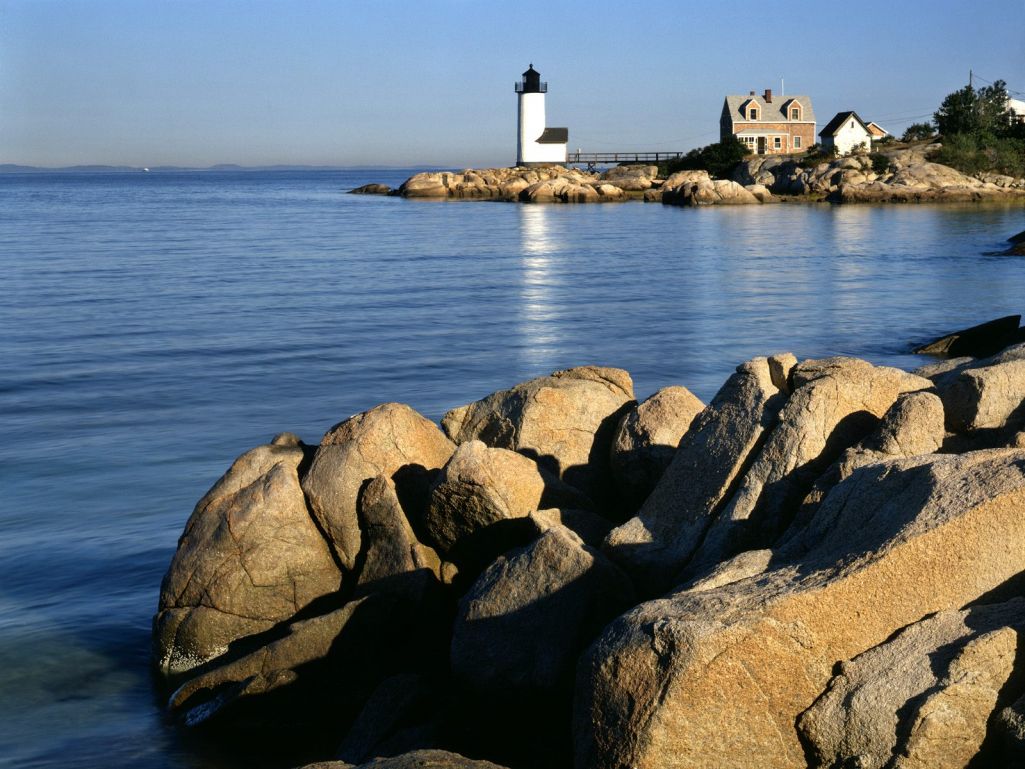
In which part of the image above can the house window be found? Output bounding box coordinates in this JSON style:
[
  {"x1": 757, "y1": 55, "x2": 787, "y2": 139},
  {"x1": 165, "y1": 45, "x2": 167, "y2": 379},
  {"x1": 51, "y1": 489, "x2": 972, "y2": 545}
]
[
  {"x1": 749, "y1": 107, "x2": 759, "y2": 120},
  {"x1": 790, "y1": 107, "x2": 800, "y2": 120},
  {"x1": 773, "y1": 136, "x2": 782, "y2": 150},
  {"x1": 850, "y1": 121, "x2": 855, "y2": 129},
  {"x1": 793, "y1": 135, "x2": 802, "y2": 149}
]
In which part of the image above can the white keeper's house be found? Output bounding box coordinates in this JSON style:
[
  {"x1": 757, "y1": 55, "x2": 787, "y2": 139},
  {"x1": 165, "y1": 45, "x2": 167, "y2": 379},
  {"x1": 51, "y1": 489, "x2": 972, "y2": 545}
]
[
  {"x1": 819, "y1": 111, "x2": 874, "y2": 156},
  {"x1": 515, "y1": 64, "x2": 568, "y2": 166}
]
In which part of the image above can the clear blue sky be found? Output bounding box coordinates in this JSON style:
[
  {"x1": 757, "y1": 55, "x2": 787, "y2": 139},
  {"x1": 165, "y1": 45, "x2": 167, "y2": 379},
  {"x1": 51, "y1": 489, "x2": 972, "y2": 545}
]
[{"x1": 2, "y1": 0, "x2": 1023, "y2": 168}]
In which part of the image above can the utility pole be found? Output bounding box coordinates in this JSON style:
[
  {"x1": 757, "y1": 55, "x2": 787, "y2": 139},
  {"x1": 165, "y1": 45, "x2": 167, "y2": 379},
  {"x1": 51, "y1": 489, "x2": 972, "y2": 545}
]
[{"x1": 970, "y1": 69, "x2": 973, "y2": 88}]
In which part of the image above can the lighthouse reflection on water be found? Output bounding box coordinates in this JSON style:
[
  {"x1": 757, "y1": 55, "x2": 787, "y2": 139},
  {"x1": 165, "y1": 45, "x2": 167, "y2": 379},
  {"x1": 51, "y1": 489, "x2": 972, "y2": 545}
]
[{"x1": 518, "y1": 204, "x2": 564, "y2": 370}]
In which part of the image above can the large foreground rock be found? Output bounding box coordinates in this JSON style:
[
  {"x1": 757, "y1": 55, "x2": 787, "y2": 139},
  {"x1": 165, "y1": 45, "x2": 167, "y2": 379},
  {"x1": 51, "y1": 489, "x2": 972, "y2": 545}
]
[
  {"x1": 154, "y1": 437, "x2": 342, "y2": 678},
  {"x1": 792, "y1": 390, "x2": 946, "y2": 522},
  {"x1": 335, "y1": 673, "x2": 448, "y2": 764},
  {"x1": 609, "y1": 386, "x2": 705, "y2": 511},
  {"x1": 604, "y1": 355, "x2": 792, "y2": 594},
  {"x1": 941, "y1": 356, "x2": 1025, "y2": 433},
  {"x1": 355, "y1": 476, "x2": 441, "y2": 595},
  {"x1": 441, "y1": 367, "x2": 634, "y2": 510},
  {"x1": 799, "y1": 598, "x2": 1025, "y2": 769},
  {"x1": 423, "y1": 440, "x2": 590, "y2": 555},
  {"x1": 169, "y1": 567, "x2": 445, "y2": 730},
  {"x1": 691, "y1": 357, "x2": 930, "y2": 570},
  {"x1": 451, "y1": 527, "x2": 632, "y2": 694},
  {"x1": 302, "y1": 403, "x2": 455, "y2": 570},
  {"x1": 577, "y1": 449, "x2": 1025, "y2": 769}
]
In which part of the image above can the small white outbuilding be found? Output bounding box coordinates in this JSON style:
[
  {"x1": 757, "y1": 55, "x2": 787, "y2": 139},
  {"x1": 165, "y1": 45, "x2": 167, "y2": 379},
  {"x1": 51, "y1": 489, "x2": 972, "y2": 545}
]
[
  {"x1": 1007, "y1": 97, "x2": 1025, "y2": 125},
  {"x1": 819, "y1": 111, "x2": 873, "y2": 156}
]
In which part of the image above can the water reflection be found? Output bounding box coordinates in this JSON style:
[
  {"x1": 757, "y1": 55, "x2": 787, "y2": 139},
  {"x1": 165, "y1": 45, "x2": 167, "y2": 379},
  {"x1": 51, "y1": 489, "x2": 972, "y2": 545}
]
[{"x1": 518, "y1": 206, "x2": 563, "y2": 369}]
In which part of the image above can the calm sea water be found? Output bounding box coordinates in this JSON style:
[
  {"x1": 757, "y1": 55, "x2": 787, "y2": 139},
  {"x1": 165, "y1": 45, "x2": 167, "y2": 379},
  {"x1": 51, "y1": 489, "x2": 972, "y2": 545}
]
[{"x1": 1, "y1": 169, "x2": 1023, "y2": 768}]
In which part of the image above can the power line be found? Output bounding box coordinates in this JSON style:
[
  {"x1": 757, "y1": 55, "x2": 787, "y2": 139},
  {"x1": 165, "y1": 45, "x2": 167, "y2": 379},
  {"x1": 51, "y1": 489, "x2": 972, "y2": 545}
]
[
  {"x1": 967, "y1": 72, "x2": 1025, "y2": 98},
  {"x1": 867, "y1": 110, "x2": 936, "y2": 123}
]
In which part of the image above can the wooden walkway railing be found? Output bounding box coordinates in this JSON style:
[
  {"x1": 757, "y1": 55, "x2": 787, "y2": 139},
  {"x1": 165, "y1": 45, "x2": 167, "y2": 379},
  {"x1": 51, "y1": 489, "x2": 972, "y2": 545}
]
[{"x1": 566, "y1": 151, "x2": 686, "y2": 164}]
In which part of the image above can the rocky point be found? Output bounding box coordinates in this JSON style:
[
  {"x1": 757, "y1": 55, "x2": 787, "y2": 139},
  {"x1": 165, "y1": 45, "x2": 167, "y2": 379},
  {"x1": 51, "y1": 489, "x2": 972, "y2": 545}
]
[{"x1": 155, "y1": 314, "x2": 1025, "y2": 769}]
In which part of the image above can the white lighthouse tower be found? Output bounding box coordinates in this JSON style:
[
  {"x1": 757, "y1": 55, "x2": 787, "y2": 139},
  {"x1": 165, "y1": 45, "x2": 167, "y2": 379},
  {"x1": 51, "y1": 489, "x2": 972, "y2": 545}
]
[{"x1": 515, "y1": 64, "x2": 568, "y2": 166}]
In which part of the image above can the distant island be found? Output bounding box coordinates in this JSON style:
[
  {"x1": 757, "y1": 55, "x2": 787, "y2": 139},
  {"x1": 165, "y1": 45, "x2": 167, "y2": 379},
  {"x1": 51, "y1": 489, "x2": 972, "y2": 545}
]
[{"x1": 0, "y1": 163, "x2": 447, "y2": 174}]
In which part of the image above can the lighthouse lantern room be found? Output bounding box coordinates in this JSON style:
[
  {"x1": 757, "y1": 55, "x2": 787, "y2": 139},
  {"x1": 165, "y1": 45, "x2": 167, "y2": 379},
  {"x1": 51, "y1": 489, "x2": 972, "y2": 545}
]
[{"x1": 515, "y1": 64, "x2": 569, "y2": 166}]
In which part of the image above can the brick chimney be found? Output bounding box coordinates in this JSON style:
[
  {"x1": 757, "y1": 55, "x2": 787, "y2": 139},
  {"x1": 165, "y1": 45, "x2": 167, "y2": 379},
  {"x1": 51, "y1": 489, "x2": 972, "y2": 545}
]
[
  {"x1": 749, "y1": 90, "x2": 756, "y2": 96},
  {"x1": 763, "y1": 88, "x2": 773, "y2": 103}
]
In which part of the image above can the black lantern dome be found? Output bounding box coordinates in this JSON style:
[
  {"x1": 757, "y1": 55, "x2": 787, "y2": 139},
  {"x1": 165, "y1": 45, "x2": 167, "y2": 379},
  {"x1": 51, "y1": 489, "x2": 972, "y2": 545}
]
[{"x1": 515, "y1": 64, "x2": 547, "y2": 94}]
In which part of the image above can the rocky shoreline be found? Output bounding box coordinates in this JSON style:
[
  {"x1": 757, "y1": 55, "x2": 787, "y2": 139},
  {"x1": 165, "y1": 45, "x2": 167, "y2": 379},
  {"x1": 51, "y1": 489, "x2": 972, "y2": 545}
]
[
  {"x1": 352, "y1": 142, "x2": 1025, "y2": 206},
  {"x1": 155, "y1": 313, "x2": 1025, "y2": 769}
]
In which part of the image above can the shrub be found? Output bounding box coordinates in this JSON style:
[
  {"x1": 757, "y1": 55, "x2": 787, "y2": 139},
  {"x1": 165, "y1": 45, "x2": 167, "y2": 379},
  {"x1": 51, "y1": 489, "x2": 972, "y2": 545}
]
[
  {"x1": 869, "y1": 153, "x2": 893, "y2": 174},
  {"x1": 796, "y1": 145, "x2": 830, "y2": 167},
  {"x1": 661, "y1": 137, "x2": 750, "y2": 179},
  {"x1": 901, "y1": 122, "x2": 936, "y2": 142},
  {"x1": 931, "y1": 133, "x2": 1025, "y2": 178}
]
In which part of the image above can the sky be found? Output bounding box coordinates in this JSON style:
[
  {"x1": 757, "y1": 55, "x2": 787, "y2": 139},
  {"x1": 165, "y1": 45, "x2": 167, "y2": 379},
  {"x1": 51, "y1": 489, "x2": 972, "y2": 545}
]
[{"x1": 2, "y1": 0, "x2": 1024, "y2": 168}]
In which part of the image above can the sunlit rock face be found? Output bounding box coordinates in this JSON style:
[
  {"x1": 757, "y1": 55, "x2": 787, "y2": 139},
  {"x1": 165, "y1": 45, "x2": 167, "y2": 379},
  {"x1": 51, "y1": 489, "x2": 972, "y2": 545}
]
[
  {"x1": 799, "y1": 598, "x2": 1025, "y2": 769},
  {"x1": 661, "y1": 171, "x2": 763, "y2": 206},
  {"x1": 441, "y1": 366, "x2": 635, "y2": 514},
  {"x1": 609, "y1": 385, "x2": 705, "y2": 513},
  {"x1": 577, "y1": 450, "x2": 1025, "y2": 769},
  {"x1": 604, "y1": 355, "x2": 792, "y2": 596},
  {"x1": 302, "y1": 402, "x2": 455, "y2": 570}
]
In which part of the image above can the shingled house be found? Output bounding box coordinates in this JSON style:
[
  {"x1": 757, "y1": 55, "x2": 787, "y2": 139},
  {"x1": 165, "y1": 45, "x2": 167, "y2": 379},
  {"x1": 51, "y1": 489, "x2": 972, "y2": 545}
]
[{"x1": 720, "y1": 88, "x2": 816, "y2": 155}]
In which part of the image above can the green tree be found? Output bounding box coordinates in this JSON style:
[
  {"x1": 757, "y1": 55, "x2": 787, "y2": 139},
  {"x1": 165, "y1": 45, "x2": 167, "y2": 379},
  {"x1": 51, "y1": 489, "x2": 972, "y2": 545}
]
[{"x1": 934, "y1": 80, "x2": 1013, "y2": 137}]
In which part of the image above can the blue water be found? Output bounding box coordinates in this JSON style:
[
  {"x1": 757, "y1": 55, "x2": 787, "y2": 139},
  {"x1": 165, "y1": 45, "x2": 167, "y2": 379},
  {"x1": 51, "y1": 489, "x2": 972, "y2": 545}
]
[{"x1": 0, "y1": 169, "x2": 1023, "y2": 768}]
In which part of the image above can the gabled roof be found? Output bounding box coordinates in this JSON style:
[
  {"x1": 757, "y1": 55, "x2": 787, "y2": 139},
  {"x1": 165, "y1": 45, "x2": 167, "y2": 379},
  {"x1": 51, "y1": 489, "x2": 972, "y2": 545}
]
[
  {"x1": 723, "y1": 93, "x2": 815, "y2": 124},
  {"x1": 536, "y1": 127, "x2": 568, "y2": 144},
  {"x1": 866, "y1": 122, "x2": 889, "y2": 137},
  {"x1": 819, "y1": 111, "x2": 870, "y2": 137},
  {"x1": 781, "y1": 98, "x2": 805, "y2": 115}
]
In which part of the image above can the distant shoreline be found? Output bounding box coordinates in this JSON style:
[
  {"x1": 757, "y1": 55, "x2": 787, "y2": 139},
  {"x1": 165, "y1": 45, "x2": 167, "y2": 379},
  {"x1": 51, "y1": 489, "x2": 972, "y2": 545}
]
[{"x1": 0, "y1": 163, "x2": 453, "y2": 174}]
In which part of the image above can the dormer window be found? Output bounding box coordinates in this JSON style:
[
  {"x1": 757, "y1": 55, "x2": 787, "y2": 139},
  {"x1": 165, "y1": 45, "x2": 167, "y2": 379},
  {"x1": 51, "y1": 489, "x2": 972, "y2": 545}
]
[
  {"x1": 790, "y1": 107, "x2": 800, "y2": 120},
  {"x1": 749, "y1": 107, "x2": 759, "y2": 120}
]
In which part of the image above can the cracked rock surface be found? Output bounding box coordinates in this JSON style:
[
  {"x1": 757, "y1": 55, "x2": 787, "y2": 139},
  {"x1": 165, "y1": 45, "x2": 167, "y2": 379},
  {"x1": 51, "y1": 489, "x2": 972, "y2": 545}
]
[
  {"x1": 303, "y1": 402, "x2": 455, "y2": 570},
  {"x1": 154, "y1": 437, "x2": 342, "y2": 678}
]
